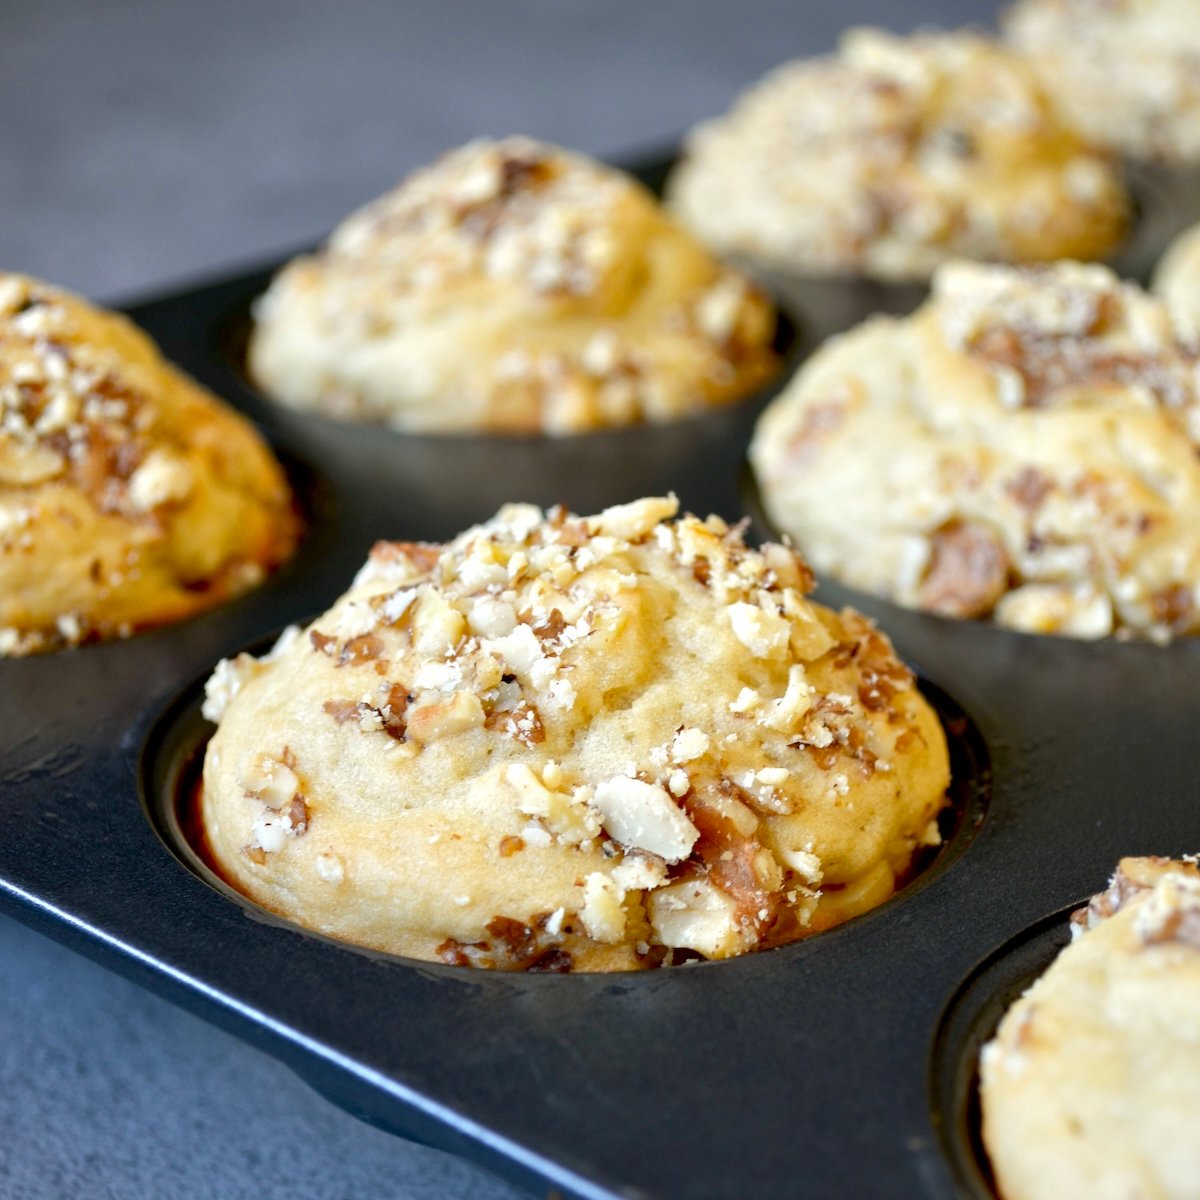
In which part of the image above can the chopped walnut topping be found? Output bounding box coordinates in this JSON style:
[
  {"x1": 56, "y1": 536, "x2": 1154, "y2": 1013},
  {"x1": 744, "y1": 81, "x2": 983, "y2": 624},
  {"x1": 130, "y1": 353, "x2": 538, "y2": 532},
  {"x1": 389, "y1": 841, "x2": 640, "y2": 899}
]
[
  {"x1": 206, "y1": 495, "x2": 943, "y2": 971},
  {"x1": 610, "y1": 853, "x2": 669, "y2": 892},
  {"x1": 755, "y1": 767, "x2": 789, "y2": 787},
  {"x1": 775, "y1": 846, "x2": 823, "y2": 886},
  {"x1": 411, "y1": 592, "x2": 465, "y2": 657},
  {"x1": 648, "y1": 878, "x2": 744, "y2": 959},
  {"x1": 124, "y1": 450, "x2": 194, "y2": 513},
  {"x1": 671, "y1": 30, "x2": 1126, "y2": 283},
  {"x1": 325, "y1": 682, "x2": 411, "y2": 740},
  {"x1": 0, "y1": 277, "x2": 164, "y2": 513},
  {"x1": 321, "y1": 138, "x2": 626, "y2": 303},
  {"x1": 481, "y1": 623, "x2": 541, "y2": 675},
  {"x1": 1006, "y1": 466, "x2": 1054, "y2": 513},
  {"x1": 1149, "y1": 584, "x2": 1196, "y2": 634},
  {"x1": 591, "y1": 776, "x2": 700, "y2": 863},
  {"x1": 505, "y1": 764, "x2": 599, "y2": 844},
  {"x1": 436, "y1": 913, "x2": 575, "y2": 972},
  {"x1": 203, "y1": 627, "x2": 302, "y2": 723},
  {"x1": 938, "y1": 262, "x2": 1196, "y2": 411},
  {"x1": 466, "y1": 595, "x2": 517, "y2": 639},
  {"x1": 407, "y1": 691, "x2": 485, "y2": 743},
  {"x1": 671, "y1": 727, "x2": 710, "y2": 763},
  {"x1": 248, "y1": 793, "x2": 309, "y2": 855},
  {"x1": 919, "y1": 520, "x2": 1010, "y2": 618},
  {"x1": 238, "y1": 752, "x2": 300, "y2": 809},
  {"x1": 727, "y1": 601, "x2": 790, "y2": 659},
  {"x1": 1072, "y1": 855, "x2": 1200, "y2": 936},
  {"x1": 485, "y1": 700, "x2": 545, "y2": 747},
  {"x1": 587, "y1": 495, "x2": 679, "y2": 541},
  {"x1": 1131, "y1": 870, "x2": 1200, "y2": 948},
  {"x1": 580, "y1": 872, "x2": 626, "y2": 943},
  {"x1": 322, "y1": 699, "x2": 358, "y2": 725},
  {"x1": 761, "y1": 664, "x2": 814, "y2": 733}
]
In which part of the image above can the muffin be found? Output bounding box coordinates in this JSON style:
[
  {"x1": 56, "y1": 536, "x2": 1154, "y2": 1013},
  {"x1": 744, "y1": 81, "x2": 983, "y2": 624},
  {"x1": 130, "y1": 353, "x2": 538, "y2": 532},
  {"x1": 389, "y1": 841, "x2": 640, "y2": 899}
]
[
  {"x1": 666, "y1": 28, "x2": 1128, "y2": 283},
  {"x1": 0, "y1": 273, "x2": 296, "y2": 655},
  {"x1": 199, "y1": 496, "x2": 949, "y2": 971},
  {"x1": 248, "y1": 137, "x2": 780, "y2": 435},
  {"x1": 751, "y1": 260, "x2": 1200, "y2": 641},
  {"x1": 1153, "y1": 219, "x2": 1200, "y2": 338},
  {"x1": 1005, "y1": 0, "x2": 1200, "y2": 164},
  {"x1": 980, "y1": 855, "x2": 1200, "y2": 1200}
]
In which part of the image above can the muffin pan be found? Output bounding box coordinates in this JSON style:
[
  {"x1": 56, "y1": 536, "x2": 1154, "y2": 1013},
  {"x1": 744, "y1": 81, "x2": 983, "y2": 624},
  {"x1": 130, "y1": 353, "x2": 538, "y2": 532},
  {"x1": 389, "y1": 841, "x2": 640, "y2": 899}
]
[{"x1": 2, "y1": 153, "x2": 1198, "y2": 1200}]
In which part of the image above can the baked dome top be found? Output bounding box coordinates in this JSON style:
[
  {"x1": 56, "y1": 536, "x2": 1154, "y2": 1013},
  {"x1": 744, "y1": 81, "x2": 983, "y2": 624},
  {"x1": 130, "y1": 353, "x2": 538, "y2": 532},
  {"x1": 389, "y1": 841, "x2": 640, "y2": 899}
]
[
  {"x1": 0, "y1": 272, "x2": 296, "y2": 654},
  {"x1": 668, "y1": 27, "x2": 1128, "y2": 281},
  {"x1": 201, "y1": 496, "x2": 949, "y2": 971},
  {"x1": 752, "y1": 260, "x2": 1200, "y2": 640},
  {"x1": 249, "y1": 137, "x2": 779, "y2": 434},
  {"x1": 982, "y1": 855, "x2": 1200, "y2": 1200}
]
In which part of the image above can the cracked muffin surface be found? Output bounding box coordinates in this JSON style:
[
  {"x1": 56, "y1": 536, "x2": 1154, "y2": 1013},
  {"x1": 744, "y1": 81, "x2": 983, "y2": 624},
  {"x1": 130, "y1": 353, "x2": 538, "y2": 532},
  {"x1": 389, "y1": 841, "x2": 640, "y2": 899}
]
[
  {"x1": 752, "y1": 260, "x2": 1200, "y2": 641},
  {"x1": 0, "y1": 273, "x2": 296, "y2": 655},
  {"x1": 981, "y1": 855, "x2": 1200, "y2": 1200},
  {"x1": 667, "y1": 27, "x2": 1127, "y2": 283},
  {"x1": 249, "y1": 137, "x2": 779, "y2": 434},
  {"x1": 200, "y1": 496, "x2": 948, "y2": 971}
]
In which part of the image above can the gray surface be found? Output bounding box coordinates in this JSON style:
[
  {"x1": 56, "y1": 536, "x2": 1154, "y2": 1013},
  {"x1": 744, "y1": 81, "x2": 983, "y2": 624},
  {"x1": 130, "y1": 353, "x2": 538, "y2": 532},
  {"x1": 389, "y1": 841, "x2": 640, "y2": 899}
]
[
  {"x1": 0, "y1": 2, "x2": 996, "y2": 1197},
  {"x1": 0, "y1": 914, "x2": 524, "y2": 1200}
]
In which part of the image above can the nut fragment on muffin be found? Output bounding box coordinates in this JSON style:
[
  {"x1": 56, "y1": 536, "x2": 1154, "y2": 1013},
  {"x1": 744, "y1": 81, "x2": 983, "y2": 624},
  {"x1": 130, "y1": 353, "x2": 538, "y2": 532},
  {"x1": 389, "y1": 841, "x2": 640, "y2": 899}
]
[
  {"x1": 666, "y1": 27, "x2": 1128, "y2": 283},
  {"x1": 248, "y1": 137, "x2": 780, "y2": 434},
  {"x1": 981, "y1": 855, "x2": 1200, "y2": 1200},
  {"x1": 199, "y1": 496, "x2": 949, "y2": 971},
  {"x1": 0, "y1": 273, "x2": 296, "y2": 655},
  {"x1": 1005, "y1": 0, "x2": 1200, "y2": 164},
  {"x1": 751, "y1": 259, "x2": 1200, "y2": 641}
]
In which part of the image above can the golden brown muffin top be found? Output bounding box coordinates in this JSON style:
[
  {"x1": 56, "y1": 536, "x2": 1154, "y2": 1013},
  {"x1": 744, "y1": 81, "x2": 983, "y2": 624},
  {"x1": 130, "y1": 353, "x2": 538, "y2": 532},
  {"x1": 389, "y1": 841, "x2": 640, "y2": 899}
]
[
  {"x1": 0, "y1": 273, "x2": 296, "y2": 654},
  {"x1": 669, "y1": 28, "x2": 1128, "y2": 280},
  {"x1": 752, "y1": 260, "x2": 1200, "y2": 640},
  {"x1": 249, "y1": 137, "x2": 779, "y2": 433},
  {"x1": 202, "y1": 497, "x2": 949, "y2": 970}
]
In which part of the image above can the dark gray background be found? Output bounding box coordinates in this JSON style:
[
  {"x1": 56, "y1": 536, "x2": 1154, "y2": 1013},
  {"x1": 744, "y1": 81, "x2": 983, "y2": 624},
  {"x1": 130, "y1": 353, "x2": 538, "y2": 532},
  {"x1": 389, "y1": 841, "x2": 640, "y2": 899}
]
[{"x1": 1, "y1": 3, "x2": 995, "y2": 1197}]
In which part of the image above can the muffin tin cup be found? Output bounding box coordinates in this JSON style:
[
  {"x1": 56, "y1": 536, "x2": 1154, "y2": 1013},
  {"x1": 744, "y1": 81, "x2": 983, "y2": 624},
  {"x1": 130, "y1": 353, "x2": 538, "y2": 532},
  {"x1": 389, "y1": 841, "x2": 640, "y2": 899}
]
[
  {"x1": 3, "y1": 152, "x2": 1200, "y2": 1199},
  {"x1": 928, "y1": 904, "x2": 1077, "y2": 1200},
  {"x1": 721, "y1": 153, "x2": 1200, "y2": 349},
  {"x1": 737, "y1": 265, "x2": 929, "y2": 348},
  {"x1": 1114, "y1": 159, "x2": 1200, "y2": 285}
]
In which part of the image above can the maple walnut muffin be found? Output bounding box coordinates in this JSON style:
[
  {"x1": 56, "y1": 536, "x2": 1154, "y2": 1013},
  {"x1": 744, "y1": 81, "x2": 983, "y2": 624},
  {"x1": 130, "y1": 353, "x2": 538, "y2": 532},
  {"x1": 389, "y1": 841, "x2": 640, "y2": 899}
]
[
  {"x1": 666, "y1": 28, "x2": 1128, "y2": 284},
  {"x1": 248, "y1": 137, "x2": 779, "y2": 435},
  {"x1": 751, "y1": 260, "x2": 1200, "y2": 641},
  {"x1": 0, "y1": 273, "x2": 296, "y2": 655},
  {"x1": 981, "y1": 855, "x2": 1200, "y2": 1200},
  {"x1": 199, "y1": 496, "x2": 949, "y2": 971},
  {"x1": 1005, "y1": 0, "x2": 1200, "y2": 164}
]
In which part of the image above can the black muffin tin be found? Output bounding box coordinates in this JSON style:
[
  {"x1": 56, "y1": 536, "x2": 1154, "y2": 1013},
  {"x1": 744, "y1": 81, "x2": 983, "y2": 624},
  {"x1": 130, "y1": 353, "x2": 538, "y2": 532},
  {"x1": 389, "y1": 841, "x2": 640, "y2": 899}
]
[{"x1": 2, "y1": 154, "x2": 1198, "y2": 1200}]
